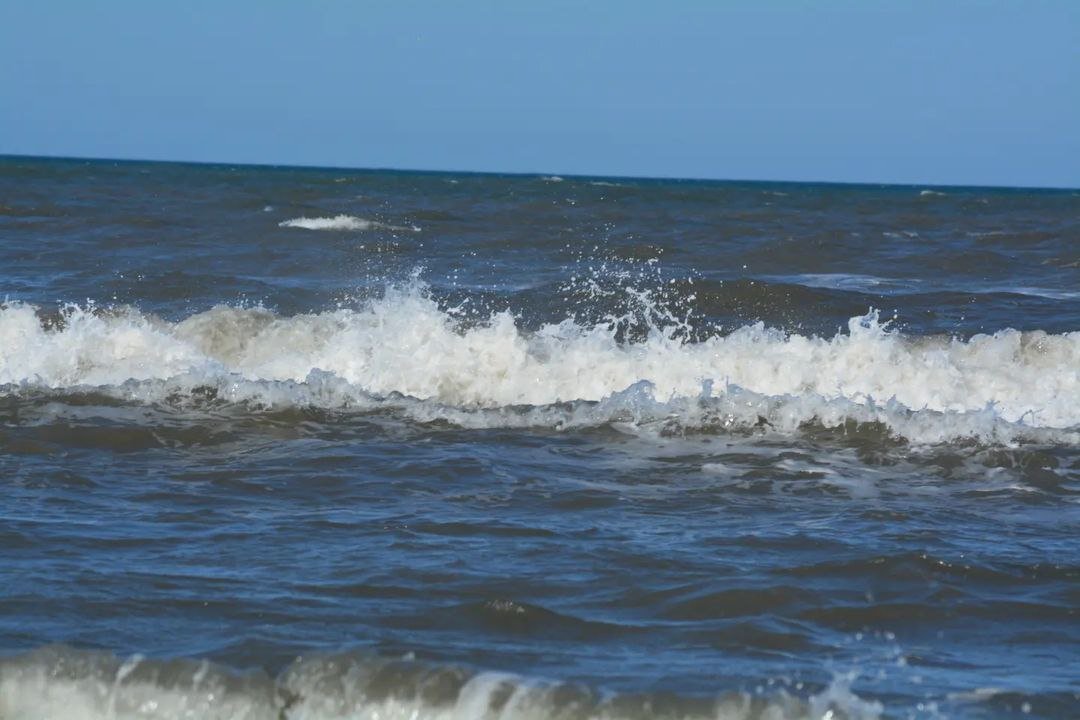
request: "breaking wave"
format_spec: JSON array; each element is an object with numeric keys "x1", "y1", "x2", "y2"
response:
[
  {"x1": 1, "y1": 281, "x2": 1077, "y2": 444},
  {"x1": 279, "y1": 215, "x2": 420, "y2": 232},
  {"x1": 0, "y1": 645, "x2": 883, "y2": 720}
]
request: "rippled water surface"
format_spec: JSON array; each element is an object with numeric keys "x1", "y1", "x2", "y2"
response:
[{"x1": 1, "y1": 157, "x2": 1078, "y2": 719}]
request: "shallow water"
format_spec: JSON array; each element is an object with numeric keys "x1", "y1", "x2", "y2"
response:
[{"x1": 1, "y1": 156, "x2": 1078, "y2": 719}]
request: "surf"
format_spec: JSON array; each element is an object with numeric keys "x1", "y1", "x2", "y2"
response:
[
  {"x1": 1, "y1": 280, "x2": 1077, "y2": 444},
  {"x1": 0, "y1": 645, "x2": 884, "y2": 720}
]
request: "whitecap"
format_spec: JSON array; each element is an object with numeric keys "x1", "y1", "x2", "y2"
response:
[
  {"x1": 1, "y1": 286, "x2": 1077, "y2": 443},
  {"x1": 0, "y1": 645, "x2": 885, "y2": 720},
  {"x1": 278, "y1": 214, "x2": 419, "y2": 232}
]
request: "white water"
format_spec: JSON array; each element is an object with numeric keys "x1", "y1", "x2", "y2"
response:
[
  {"x1": 0, "y1": 647, "x2": 883, "y2": 720},
  {"x1": 279, "y1": 215, "x2": 420, "y2": 232},
  {"x1": 1, "y1": 284, "x2": 1077, "y2": 444}
]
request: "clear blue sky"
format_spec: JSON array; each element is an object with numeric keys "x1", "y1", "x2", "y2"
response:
[{"x1": 2, "y1": 1, "x2": 1077, "y2": 187}]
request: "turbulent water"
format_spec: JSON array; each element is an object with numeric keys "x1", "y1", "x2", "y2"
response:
[{"x1": 1, "y1": 156, "x2": 1077, "y2": 719}]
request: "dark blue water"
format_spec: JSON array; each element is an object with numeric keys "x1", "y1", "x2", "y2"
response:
[{"x1": 1, "y1": 156, "x2": 1078, "y2": 719}]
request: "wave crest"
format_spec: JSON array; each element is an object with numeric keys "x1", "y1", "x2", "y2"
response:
[
  {"x1": 279, "y1": 215, "x2": 419, "y2": 232},
  {"x1": 1, "y1": 283, "x2": 1077, "y2": 444},
  {"x1": 0, "y1": 645, "x2": 883, "y2": 720}
]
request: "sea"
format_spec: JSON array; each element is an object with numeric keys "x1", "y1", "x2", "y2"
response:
[{"x1": 0, "y1": 155, "x2": 1077, "y2": 720}]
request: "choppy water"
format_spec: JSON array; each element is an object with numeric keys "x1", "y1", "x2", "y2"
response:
[{"x1": 1, "y1": 156, "x2": 1078, "y2": 719}]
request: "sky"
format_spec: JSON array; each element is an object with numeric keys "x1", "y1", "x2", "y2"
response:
[{"x1": 1, "y1": 1, "x2": 1077, "y2": 187}]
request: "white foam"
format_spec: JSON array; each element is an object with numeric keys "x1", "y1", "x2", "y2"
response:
[
  {"x1": 1, "y1": 285, "x2": 1078, "y2": 443},
  {"x1": 0, "y1": 646, "x2": 883, "y2": 720},
  {"x1": 0, "y1": 647, "x2": 280, "y2": 720},
  {"x1": 279, "y1": 215, "x2": 419, "y2": 232}
]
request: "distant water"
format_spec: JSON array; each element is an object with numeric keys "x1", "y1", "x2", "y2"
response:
[{"x1": 1, "y1": 156, "x2": 1077, "y2": 720}]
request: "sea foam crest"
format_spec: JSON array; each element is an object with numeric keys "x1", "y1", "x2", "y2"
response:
[
  {"x1": 0, "y1": 283, "x2": 1077, "y2": 443},
  {"x1": 279, "y1": 214, "x2": 419, "y2": 232},
  {"x1": 0, "y1": 645, "x2": 883, "y2": 720}
]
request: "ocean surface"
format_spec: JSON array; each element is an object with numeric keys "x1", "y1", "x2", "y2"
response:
[{"x1": 0, "y1": 156, "x2": 1077, "y2": 720}]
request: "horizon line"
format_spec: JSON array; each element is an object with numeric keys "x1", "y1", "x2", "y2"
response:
[{"x1": 2, "y1": 152, "x2": 1077, "y2": 193}]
